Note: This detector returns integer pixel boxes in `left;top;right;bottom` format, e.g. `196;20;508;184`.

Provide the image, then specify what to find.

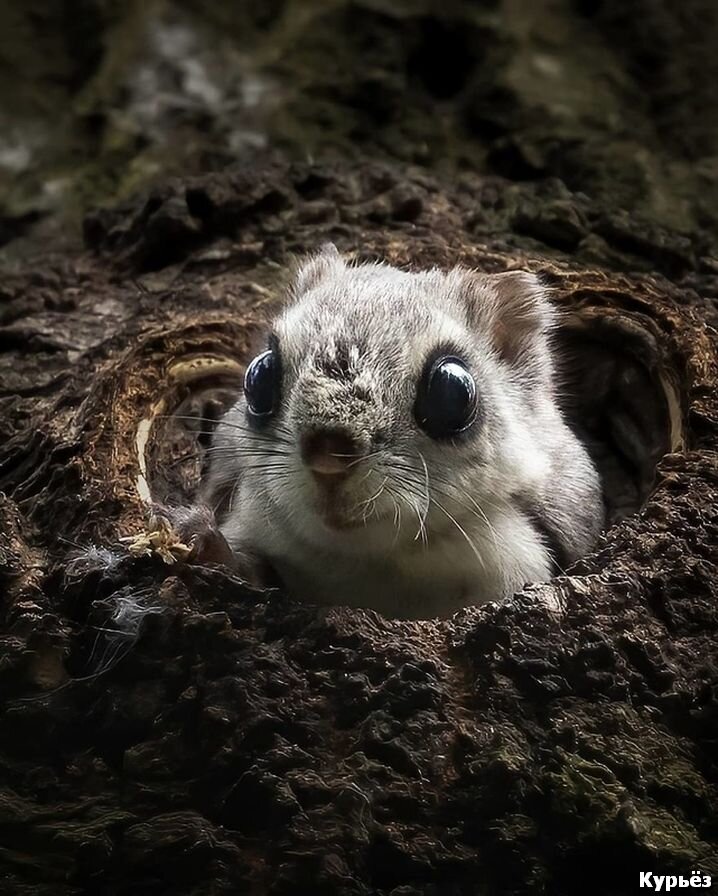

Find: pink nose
300;429;361;478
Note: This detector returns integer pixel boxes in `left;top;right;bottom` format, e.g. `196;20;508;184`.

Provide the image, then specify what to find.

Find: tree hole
555;311;678;526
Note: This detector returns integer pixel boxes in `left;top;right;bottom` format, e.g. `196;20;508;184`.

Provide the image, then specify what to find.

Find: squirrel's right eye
244;350;280;419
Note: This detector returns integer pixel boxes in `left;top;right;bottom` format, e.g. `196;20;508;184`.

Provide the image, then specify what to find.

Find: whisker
390;477;428;548
389;491;402;546
356;476;388;524
157;414;295;446
415;452;431;544
382;456;505;562
345;451;383;468
430;496;487;572
163;446;295;473
421;471;502;554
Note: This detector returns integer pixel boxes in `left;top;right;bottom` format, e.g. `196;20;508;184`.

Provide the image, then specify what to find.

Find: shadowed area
2;0;717;264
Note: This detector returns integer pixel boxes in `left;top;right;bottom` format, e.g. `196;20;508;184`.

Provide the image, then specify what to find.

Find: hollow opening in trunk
554;312;679;527
146;308;680;616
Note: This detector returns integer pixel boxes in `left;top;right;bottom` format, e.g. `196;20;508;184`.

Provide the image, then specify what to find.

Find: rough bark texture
3;0;718;892
1;156;717;895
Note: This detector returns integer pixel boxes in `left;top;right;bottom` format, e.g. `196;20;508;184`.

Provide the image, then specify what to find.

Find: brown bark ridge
1;159;717;894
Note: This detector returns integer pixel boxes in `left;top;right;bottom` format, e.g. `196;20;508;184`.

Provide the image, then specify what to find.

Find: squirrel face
204;246;603;618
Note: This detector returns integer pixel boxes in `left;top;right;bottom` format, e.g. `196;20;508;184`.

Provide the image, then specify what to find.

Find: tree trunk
1;157;717;895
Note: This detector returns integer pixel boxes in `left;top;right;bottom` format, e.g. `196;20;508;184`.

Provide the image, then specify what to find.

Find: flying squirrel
202;246;603;619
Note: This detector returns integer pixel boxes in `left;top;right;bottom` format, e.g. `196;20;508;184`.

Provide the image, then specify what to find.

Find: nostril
301;429;361;477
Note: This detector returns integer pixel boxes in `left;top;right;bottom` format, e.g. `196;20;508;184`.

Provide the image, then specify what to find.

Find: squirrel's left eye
244;350;281;419
414;356;478;439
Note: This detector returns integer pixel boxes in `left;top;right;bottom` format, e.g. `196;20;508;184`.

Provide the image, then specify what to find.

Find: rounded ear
451;267;556;384
486;270;555;364
292;243;344;296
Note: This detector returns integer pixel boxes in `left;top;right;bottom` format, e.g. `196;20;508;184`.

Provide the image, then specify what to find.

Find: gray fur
203;248;603;619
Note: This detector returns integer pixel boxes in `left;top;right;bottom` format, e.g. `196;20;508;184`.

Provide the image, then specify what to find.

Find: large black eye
415;355;478;438
244;349;280;419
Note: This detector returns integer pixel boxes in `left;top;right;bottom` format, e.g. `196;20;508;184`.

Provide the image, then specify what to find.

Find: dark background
2;0;717;257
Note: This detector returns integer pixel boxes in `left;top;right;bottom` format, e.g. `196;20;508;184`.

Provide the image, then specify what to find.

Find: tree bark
1;158;717;895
